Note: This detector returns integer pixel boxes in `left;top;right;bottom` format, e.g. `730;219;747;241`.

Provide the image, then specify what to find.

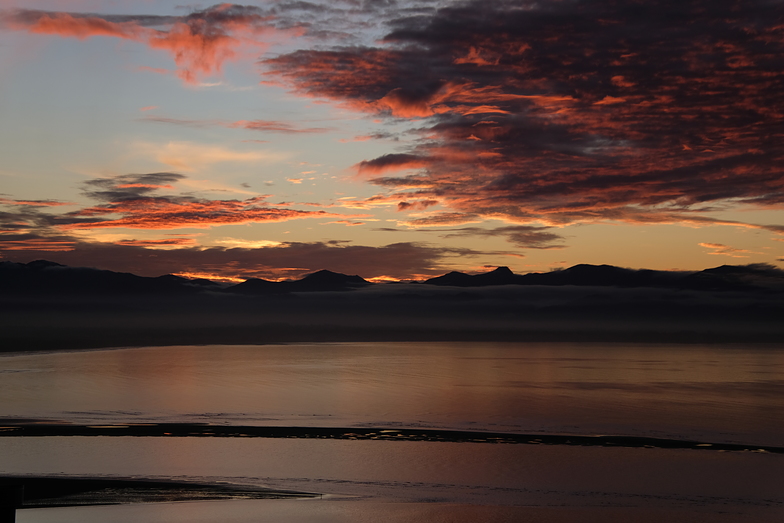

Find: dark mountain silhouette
225;277;284;295
679;263;784;291
3;260;784;350
0;260;222;295
426;266;519;287
424;263;784;291
226;269;370;294
516;264;685;288
292;269;369;291
413;270;473;287
3;259;784;298
1;261;371;296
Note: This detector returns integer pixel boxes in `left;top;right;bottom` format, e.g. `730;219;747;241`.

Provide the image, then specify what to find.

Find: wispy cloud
699;242;760;258
131;141;287;172
0;197;74;207
0;232;75;252
61;174;336;230
438;225;566;250
2;4;299;83
1;173;349;234
141;116;334;134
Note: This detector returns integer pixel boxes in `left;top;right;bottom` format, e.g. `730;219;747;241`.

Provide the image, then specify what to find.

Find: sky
1;0;783;282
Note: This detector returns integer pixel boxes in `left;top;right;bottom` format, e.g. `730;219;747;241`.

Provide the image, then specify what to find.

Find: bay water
1;342;782;522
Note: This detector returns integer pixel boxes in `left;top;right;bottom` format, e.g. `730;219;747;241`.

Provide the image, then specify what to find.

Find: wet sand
2;435;782;523
1;476;313;508
15;499;782;523
1;422;783;453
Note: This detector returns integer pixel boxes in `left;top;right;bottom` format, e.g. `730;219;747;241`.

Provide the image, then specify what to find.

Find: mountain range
2;259;784;295
3;259;784;350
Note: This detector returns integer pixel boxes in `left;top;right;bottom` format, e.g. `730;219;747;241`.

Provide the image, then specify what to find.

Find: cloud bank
265;0;784;229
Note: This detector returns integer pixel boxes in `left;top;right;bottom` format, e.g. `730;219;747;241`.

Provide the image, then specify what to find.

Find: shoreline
1;423;781;454
4;326;784;354
0;476;316;509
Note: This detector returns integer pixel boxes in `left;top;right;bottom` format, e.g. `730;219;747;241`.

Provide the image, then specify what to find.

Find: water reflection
0;342;782;444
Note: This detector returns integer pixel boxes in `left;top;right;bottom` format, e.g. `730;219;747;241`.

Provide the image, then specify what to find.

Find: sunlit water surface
1;342;783;443
1;342;783;522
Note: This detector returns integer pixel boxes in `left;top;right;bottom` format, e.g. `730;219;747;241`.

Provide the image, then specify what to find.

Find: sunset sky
1;0;783;281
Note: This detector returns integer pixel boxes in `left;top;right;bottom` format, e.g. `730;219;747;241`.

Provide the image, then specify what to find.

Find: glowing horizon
1;0;783;280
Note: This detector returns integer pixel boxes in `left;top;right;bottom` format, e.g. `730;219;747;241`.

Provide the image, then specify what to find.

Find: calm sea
1;342;783;522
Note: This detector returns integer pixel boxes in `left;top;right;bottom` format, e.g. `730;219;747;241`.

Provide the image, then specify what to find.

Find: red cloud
4;6;292;84
0;173;351;232
10;12;141;39
61;196;335;230
265;0;784;228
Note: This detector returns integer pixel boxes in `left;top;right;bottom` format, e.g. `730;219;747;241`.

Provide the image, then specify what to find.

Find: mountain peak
489;266;514;275
300;269;368;285
26;260;65;270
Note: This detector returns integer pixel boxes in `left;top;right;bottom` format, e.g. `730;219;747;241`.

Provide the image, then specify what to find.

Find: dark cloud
357;153;429;174
0;197;73;207
397;199;438;211
82;173;185;202
376;223;565;248
265;0;784;226
439;225;565;249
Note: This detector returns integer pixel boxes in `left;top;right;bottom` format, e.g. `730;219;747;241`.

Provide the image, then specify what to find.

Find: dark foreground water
1;342;783;522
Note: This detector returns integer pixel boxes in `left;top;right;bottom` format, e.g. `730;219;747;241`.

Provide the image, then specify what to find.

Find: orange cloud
171;271;246;283
325;220;366;226
115;238;198;248
0;237;75;251
454;46;500;66
699;242;759;258
0;172;353;233
61;197;334;230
